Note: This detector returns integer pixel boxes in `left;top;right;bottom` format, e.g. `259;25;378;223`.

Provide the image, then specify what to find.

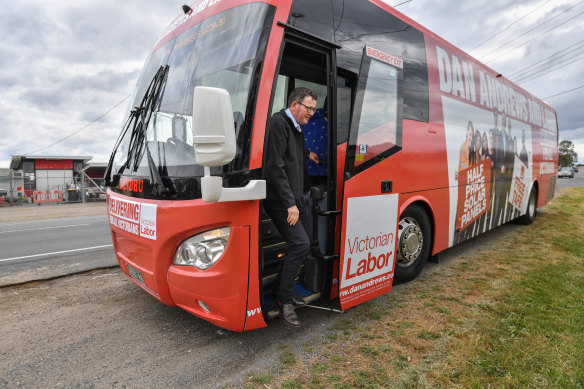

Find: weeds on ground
262;188;584;388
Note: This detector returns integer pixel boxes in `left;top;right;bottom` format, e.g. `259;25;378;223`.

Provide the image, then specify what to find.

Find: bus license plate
127;264;144;284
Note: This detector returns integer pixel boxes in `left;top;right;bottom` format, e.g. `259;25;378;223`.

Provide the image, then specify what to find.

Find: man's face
290;96;316;125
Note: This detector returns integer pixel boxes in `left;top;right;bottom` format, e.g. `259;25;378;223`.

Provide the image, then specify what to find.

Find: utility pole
10;170;14;202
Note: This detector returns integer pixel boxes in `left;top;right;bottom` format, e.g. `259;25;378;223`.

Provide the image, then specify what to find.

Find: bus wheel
517;187;537;225
394;205;431;283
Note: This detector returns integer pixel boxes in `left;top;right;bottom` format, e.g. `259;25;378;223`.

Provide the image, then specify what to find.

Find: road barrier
32;190;64;203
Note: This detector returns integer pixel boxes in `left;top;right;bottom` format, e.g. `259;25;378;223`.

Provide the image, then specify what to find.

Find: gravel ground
0;202;106;223
0;267;342;388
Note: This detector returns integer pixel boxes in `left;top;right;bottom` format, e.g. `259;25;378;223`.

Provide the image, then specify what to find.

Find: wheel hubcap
397;217;423;267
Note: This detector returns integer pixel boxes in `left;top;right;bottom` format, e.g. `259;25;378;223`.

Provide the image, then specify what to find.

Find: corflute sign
339;194;399;309
108;196;157;240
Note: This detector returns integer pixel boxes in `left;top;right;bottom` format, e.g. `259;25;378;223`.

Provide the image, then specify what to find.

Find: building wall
0;168;9;191
35;169;74;192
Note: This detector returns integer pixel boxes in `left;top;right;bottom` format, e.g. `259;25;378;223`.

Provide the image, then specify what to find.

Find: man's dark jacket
264;110;307;208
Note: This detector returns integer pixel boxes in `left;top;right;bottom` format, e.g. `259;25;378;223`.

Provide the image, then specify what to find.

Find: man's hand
308;151;320;165
287;205;299;225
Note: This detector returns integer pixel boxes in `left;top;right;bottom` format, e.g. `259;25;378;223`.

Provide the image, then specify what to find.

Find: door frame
260;23;341;307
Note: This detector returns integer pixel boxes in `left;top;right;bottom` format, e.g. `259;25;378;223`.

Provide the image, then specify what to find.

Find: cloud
0;0;180;166
1;0;583;169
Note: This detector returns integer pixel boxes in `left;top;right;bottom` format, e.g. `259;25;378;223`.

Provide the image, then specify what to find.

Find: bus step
261;264;304;286
264;284;321;319
262;242;289;266
262;272;277;285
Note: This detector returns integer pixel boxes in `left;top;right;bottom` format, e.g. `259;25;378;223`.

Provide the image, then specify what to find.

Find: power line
542;84;584;99
23;94;131;155
515;55;584;84
511;49;584;83
480;0;584;61
483;8;584;65
480;1;584;63
507;39;584;78
393;0;413;7
468;0;553;53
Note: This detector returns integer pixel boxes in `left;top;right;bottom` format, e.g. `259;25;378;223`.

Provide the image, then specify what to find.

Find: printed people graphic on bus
519;129;528;166
484;128;496;232
453;117;497;243
470;128;490;236
454;121;474;181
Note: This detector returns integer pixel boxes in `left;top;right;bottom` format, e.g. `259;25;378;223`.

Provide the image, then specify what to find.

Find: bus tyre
394;205;432;283
517;187;537;225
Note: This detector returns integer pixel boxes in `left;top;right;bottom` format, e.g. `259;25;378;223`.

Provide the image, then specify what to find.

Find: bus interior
259;38;351;317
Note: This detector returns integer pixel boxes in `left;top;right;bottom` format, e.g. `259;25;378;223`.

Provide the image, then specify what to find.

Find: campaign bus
105;0;559;332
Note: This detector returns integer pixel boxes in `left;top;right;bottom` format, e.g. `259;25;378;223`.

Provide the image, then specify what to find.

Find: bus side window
353;60;401;167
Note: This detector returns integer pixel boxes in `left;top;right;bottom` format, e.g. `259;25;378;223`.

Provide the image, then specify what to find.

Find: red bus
105;0;559;332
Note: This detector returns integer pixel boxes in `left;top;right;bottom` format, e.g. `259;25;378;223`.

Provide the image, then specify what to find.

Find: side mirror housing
192;86;236;166
192;86;265;203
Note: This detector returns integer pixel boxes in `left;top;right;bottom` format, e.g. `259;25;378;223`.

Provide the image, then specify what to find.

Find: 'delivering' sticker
108;196;157;240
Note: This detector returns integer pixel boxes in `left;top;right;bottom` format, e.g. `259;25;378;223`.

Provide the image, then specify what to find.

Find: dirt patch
0;202;106;223
0;267;339;389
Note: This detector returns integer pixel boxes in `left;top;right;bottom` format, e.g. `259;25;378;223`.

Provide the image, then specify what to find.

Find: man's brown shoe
275;300;301;327
292;296;307;308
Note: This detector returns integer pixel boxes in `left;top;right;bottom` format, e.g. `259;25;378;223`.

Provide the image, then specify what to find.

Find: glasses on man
296;101;317;113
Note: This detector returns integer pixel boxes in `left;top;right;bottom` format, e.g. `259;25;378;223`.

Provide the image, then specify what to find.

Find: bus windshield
110;3;273;183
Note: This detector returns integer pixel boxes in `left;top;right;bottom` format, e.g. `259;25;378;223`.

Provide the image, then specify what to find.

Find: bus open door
258;25;342;321
337;46;405;310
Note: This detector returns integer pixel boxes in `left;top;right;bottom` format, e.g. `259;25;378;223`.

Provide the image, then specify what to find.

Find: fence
32;190;64;203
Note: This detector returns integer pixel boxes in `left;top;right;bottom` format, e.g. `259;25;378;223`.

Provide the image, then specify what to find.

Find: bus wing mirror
192;86;265;203
192;86;236;166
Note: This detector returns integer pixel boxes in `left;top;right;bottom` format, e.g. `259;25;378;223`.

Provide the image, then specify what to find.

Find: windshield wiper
105;65;170;195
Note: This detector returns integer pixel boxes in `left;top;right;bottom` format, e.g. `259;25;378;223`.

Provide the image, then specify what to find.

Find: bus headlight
173;227;230;270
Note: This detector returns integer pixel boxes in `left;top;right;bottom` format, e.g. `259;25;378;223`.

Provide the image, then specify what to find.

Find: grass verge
245;187;584;388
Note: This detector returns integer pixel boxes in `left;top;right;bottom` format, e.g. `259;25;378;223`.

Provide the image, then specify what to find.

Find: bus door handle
318;210;341;216
381;180;392;193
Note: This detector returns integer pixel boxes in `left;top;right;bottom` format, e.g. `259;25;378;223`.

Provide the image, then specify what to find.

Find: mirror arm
201;166;266;203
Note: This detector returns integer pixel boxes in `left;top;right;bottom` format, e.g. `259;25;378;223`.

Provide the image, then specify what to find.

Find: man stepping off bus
264;87;320;327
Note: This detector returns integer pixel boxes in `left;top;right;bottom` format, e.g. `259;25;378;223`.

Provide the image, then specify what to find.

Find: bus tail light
173;227;230;270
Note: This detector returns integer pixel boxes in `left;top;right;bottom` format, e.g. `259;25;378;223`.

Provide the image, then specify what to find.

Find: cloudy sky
1;0;582;167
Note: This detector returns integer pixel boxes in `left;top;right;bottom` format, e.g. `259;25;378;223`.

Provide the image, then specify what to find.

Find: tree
558;140;578;167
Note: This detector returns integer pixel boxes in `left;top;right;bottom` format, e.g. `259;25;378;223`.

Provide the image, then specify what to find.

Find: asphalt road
0;215;116;286
556;169;584;191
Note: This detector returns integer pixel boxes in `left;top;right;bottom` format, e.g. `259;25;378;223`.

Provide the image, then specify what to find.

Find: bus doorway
260;34;339;320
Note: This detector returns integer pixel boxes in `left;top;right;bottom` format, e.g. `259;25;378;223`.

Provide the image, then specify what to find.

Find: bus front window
109;3;274;196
